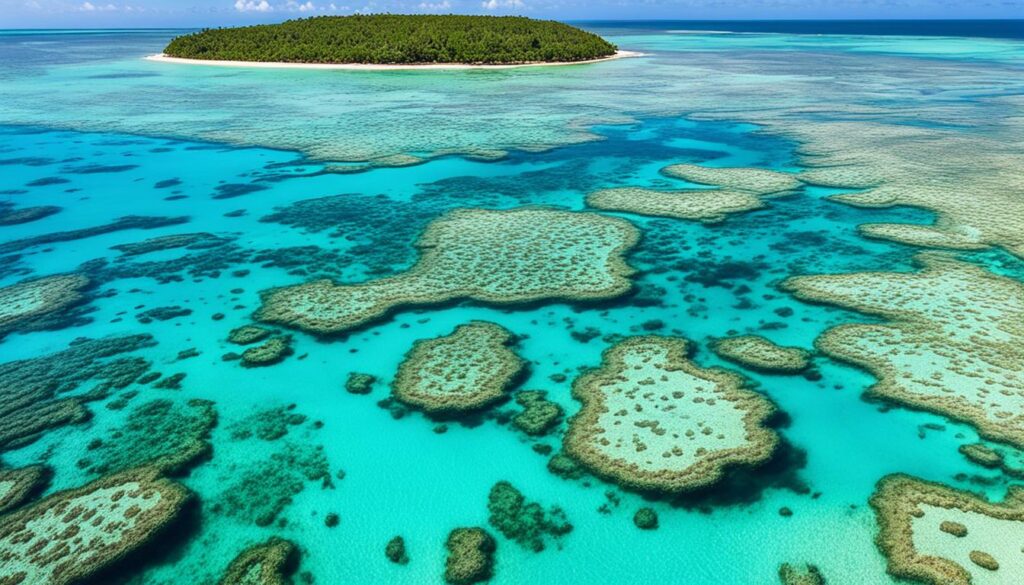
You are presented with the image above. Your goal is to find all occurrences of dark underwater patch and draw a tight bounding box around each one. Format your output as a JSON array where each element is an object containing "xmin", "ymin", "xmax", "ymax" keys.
[
  {"xmin": 212, "ymin": 183, "xmax": 268, "ymax": 199},
  {"xmin": 26, "ymin": 176, "xmax": 69, "ymax": 187},
  {"xmin": 0, "ymin": 215, "xmax": 189, "ymax": 254},
  {"xmin": 155, "ymin": 178, "xmax": 182, "ymax": 189},
  {"xmin": 64, "ymin": 164, "xmax": 139, "ymax": 174}
]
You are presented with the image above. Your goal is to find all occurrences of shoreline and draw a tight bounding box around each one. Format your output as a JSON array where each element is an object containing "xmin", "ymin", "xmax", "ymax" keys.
[{"xmin": 144, "ymin": 50, "xmax": 642, "ymax": 71}]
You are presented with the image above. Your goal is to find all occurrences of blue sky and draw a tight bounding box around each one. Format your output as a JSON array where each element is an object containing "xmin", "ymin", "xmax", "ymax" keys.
[{"xmin": 1, "ymin": 0, "xmax": 1022, "ymax": 28}]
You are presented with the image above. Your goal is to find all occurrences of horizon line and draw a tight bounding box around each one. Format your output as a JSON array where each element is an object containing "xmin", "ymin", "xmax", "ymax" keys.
[{"xmin": 2, "ymin": 18, "xmax": 1023, "ymax": 31}]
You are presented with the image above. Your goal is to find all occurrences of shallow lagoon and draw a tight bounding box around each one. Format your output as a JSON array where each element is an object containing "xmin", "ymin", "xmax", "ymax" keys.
[{"xmin": 1, "ymin": 23, "xmax": 1023, "ymax": 585}]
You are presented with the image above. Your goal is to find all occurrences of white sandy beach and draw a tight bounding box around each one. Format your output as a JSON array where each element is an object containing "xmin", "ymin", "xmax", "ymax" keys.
[{"xmin": 144, "ymin": 50, "xmax": 642, "ymax": 70}]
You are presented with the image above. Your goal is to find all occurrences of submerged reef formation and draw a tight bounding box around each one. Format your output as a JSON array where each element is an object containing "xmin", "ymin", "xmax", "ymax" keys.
[
  {"xmin": 257, "ymin": 208, "xmax": 639, "ymax": 335},
  {"xmin": 110, "ymin": 232, "xmax": 226, "ymax": 256},
  {"xmin": 588, "ymin": 164, "xmax": 801, "ymax": 223},
  {"xmin": 794, "ymin": 121, "xmax": 1024, "ymax": 257},
  {"xmin": 0, "ymin": 202, "xmax": 60, "ymax": 226},
  {"xmin": 0, "ymin": 466, "xmax": 191, "ymax": 585},
  {"xmin": 0, "ymin": 215, "xmax": 188, "ymax": 255},
  {"xmin": 564, "ymin": 336, "xmax": 779, "ymax": 493},
  {"xmin": 711, "ymin": 335, "xmax": 812, "ymax": 374},
  {"xmin": 215, "ymin": 442, "xmax": 330, "ymax": 527},
  {"xmin": 511, "ymin": 391, "xmax": 564, "ymax": 436},
  {"xmin": 229, "ymin": 405, "xmax": 307, "ymax": 441},
  {"xmin": 229, "ymin": 324, "xmax": 274, "ymax": 345},
  {"xmin": 486, "ymin": 481, "xmax": 572, "ymax": 552},
  {"xmin": 385, "ymin": 536, "xmax": 409, "ymax": 565},
  {"xmin": 240, "ymin": 336, "xmax": 294, "ymax": 368},
  {"xmin": 392, "ymin": 322, "xmax": 524, "ymax": 415},
  {"xmin": 84, "ymin": 398, "xmax": 217, "ymax": 476},
  {"xmin": 219, "ymin": 537, "xmax": 298, "ymax": 585},
  {"xmin": 958, "ymin": 443, "xmax": 1024, "ymax": 478},
  {"xmin": 587, "ymin": 186, "xmax": 763, "ymax": 224},
  {"xmin": 345, "ymin": 372, "xmax": 376, "ymax": 395},
  {"xmin": 782, "ymin": 253, "xmax": 1024, "ymax": 447},
  {"xmin": 135, "ymin": 305, "xmax": 192, "ymax": 324},
  {"xmin": 0, "ymin": 334, "xmax": 155, "ymax": 451},
  {"xmin": 778, "ymin": 563, "xmax": 826, "ymax": 585},
  {"xmin": 0, "ymin": 465, "xmax": 50, "ymax": 514},
  {"xmin": 0, "ymin": 273, "xmax": 92, "ymax": 340},
  {"xmin": 444, "ymin": 527, "xmax": 496, "ymax": 585},
  {"xmin": 662, "ymin": 164, "xmax": 803, "ymax": 195},
  {"xmin": 958, "ymin": 443, "xmax": 1004, "ymax": 469},
  {"xmin": 870, "ymin": 474, "xmax": 1024, "ymax": 585},
  {"xmin": 633, "ymin": 507, "xmax": 658, "ymax": 530}
]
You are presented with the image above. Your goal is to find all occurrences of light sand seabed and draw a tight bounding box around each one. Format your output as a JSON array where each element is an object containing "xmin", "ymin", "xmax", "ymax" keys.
[{"xmin": 144, "ymin": 50, "xmax": 644, "ymax": 70}]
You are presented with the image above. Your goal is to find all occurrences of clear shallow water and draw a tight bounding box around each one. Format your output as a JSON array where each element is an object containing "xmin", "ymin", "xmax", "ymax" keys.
[{"xmin": 1, "ymin": 23, "xmax": 1023, "ymax": 585}]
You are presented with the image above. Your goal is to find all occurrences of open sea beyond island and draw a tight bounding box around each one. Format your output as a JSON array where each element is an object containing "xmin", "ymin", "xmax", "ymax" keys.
[{"xmin": 1, "ymin": 19, "xmax": 1024, "ymax": 585}]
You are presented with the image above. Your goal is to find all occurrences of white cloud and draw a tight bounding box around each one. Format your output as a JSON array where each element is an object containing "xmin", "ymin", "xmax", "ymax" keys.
[
  {"xmin": 481, "ymin": 0, "xmax": 524, "ymax": 9},
  {"xmin": 79, "ymin": 1, "xmax": 118, "ymax": 10},
  {"xmin": 234, "ymin": 0, "xmax": 273, "ymax": 11},
  {"xmin": 418, "ymin": 0, "xmax": 451, "ymax": 9}
]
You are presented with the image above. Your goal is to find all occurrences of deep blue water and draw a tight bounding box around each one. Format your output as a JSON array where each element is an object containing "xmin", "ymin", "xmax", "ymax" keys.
[{"xmin": 579, "ymin": 19, "xmax": 1024, "ymax": 40}]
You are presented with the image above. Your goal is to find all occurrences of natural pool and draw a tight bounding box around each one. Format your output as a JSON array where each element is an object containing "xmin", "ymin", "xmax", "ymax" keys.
[{"xmin": 1, "ymin": 23, "xmax": 1023, "ymax": 585}]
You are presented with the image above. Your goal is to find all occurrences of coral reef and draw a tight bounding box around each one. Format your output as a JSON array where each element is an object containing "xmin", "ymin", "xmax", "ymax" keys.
[
  {"xmin": 215, "ymin": 442, "xmax": 330, "ymax": 527},
  {"xmin": 511, "ymin": 391, "xmax": 564, "ymax": 436},
  {"xmin": 547, "ymin": 453, "xmax": 585, "ymax": 480},
  {"xmin": 793, "ymin": 121, "xmax": 1024, "ymax": 257},
  {"xmin": 0, "ymin": 465, "xmax": 50, "ymax": 514},
  {"xmin": 0, "ymin": 334, "xmax": 155, "ymax": 451},
  {"xmin": 0, "ymin": 273, "xmax": 92, "ymax": 340},
  {"xmin": 870, "ymin": 473, "xmax": 1024, "ymax": 585},
  {"xmin": 958, "ymin": 444, "xmax": 1003, "ymax": 469},
  {"xmin": 588, "ymin": 163, "xmax": 802, "ymax": 223},
  {"xmin": 257, "ymin": 208, "xmax": 639, "ymax": 335},
  {"xmin": 136, "ymin": 305, "xmax": 192, "ymax": 323},
  {"xmin": 940, "ymin": 521, "xmax": 968, "ymax": 538},
  {"xmin": 110, "ymin": 233, "xmax": 226, "ymax": 256},
  {"xmin": 661, "ymin": 164, "xmax": 802, "ymax": 196},
  {"xmin": 486, "ymin": 481, "xmax": 572, "ymax": 552},
  {"xmin": 0, "ymin": 215, "xmax": 188, "ymax": 254},
  {"xmin": 564, "ymin": 336, "xmax": 779, "ymax": 493},
  {"xmin": 958, "ymin": 443, "xmax": 1024, "ymax": 479},
  {"xmin": 0, "ymin": 202, "xmax": 60, "ymax": 226},
  {"xmin": 229, "ymin": 324, "xmax": 274, "ymax": 345},
  {"xmin": 229, "ymin": 405, "xmax": 306, "ymax": 441},
  {"xmin": 782, "ymin": 253, "xmax": 1024, "ymax": 447},
  {"xmin": 84, "ymin": 398, "xmax": 217, "ymax": 476},
  {"xmin": 711, "ymin": 335, "xmax": 811, "ymax": 374},
  {"xmin": 392, "ymin": 322, "xmax": 525, "ymax": 415},
  {"xmin": 241, "ymin": 336, "xmax": 294, "ymax": 368},
  {"xmin": 778, "ymin": 563, "xmax": 825, "ymax": 585},
  {"xmin": 345, "ymin": 372, "xmax": 376, "ymax": 395},
  {"xmin": 633, "ymin": 507, "xmax": 659, "ymax": 530},
  {"xmin": 0, "ymin": 466, "xmax": 191, "ymax": 585},
  {"xmin": 444, "ymin": 527, "xmax": 496, "ymax": 585},
  {"xmin": 219, "ymin": 537, "xmax": 298, "ymax": 585},
  {"xmin": 386, "ymin": 536, "xmax": 409, "ymax": 565},
  {"xmin": 587, "ymin": 186, "xmax": 764, "ymax": 224}
]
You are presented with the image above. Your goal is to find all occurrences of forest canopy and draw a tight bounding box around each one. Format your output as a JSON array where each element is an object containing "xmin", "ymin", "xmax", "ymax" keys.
[{"xmin": 163, "ymin": 15, "xmax": 618, "ymax": 65}]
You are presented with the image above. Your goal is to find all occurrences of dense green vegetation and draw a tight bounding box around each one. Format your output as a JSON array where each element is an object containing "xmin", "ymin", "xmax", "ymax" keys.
[{"xmin": 164, "ymin": 15, "xmax": 617, "ymax": 65}]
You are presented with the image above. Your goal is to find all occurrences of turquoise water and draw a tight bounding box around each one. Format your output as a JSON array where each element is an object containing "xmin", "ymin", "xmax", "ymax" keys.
[{"xmin": 1, "ymin": 24, "xmax": 1023, "ymax": 585}]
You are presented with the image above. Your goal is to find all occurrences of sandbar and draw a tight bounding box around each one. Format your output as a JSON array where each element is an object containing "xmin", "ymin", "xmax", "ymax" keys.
[{"xmin": 145, "ymin": 50, "xmax": 643, "ymax": 71}]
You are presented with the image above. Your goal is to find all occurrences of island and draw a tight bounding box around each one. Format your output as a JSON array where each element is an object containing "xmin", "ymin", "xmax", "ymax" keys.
[{"xmin": 155, "ymin": 15, "xmax": 626, "ymax": 69}]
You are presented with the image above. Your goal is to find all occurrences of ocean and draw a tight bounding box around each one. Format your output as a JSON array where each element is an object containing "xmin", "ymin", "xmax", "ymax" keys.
[{"xmin": 1, "ymin": 20, "xmax": 1022, "ymax": 585}]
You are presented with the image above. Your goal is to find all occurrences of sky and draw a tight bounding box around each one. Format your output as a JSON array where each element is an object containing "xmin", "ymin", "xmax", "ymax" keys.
[{"xmin": 1, "ymin": 0, "xmax": 1022, "ymax": 28}]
